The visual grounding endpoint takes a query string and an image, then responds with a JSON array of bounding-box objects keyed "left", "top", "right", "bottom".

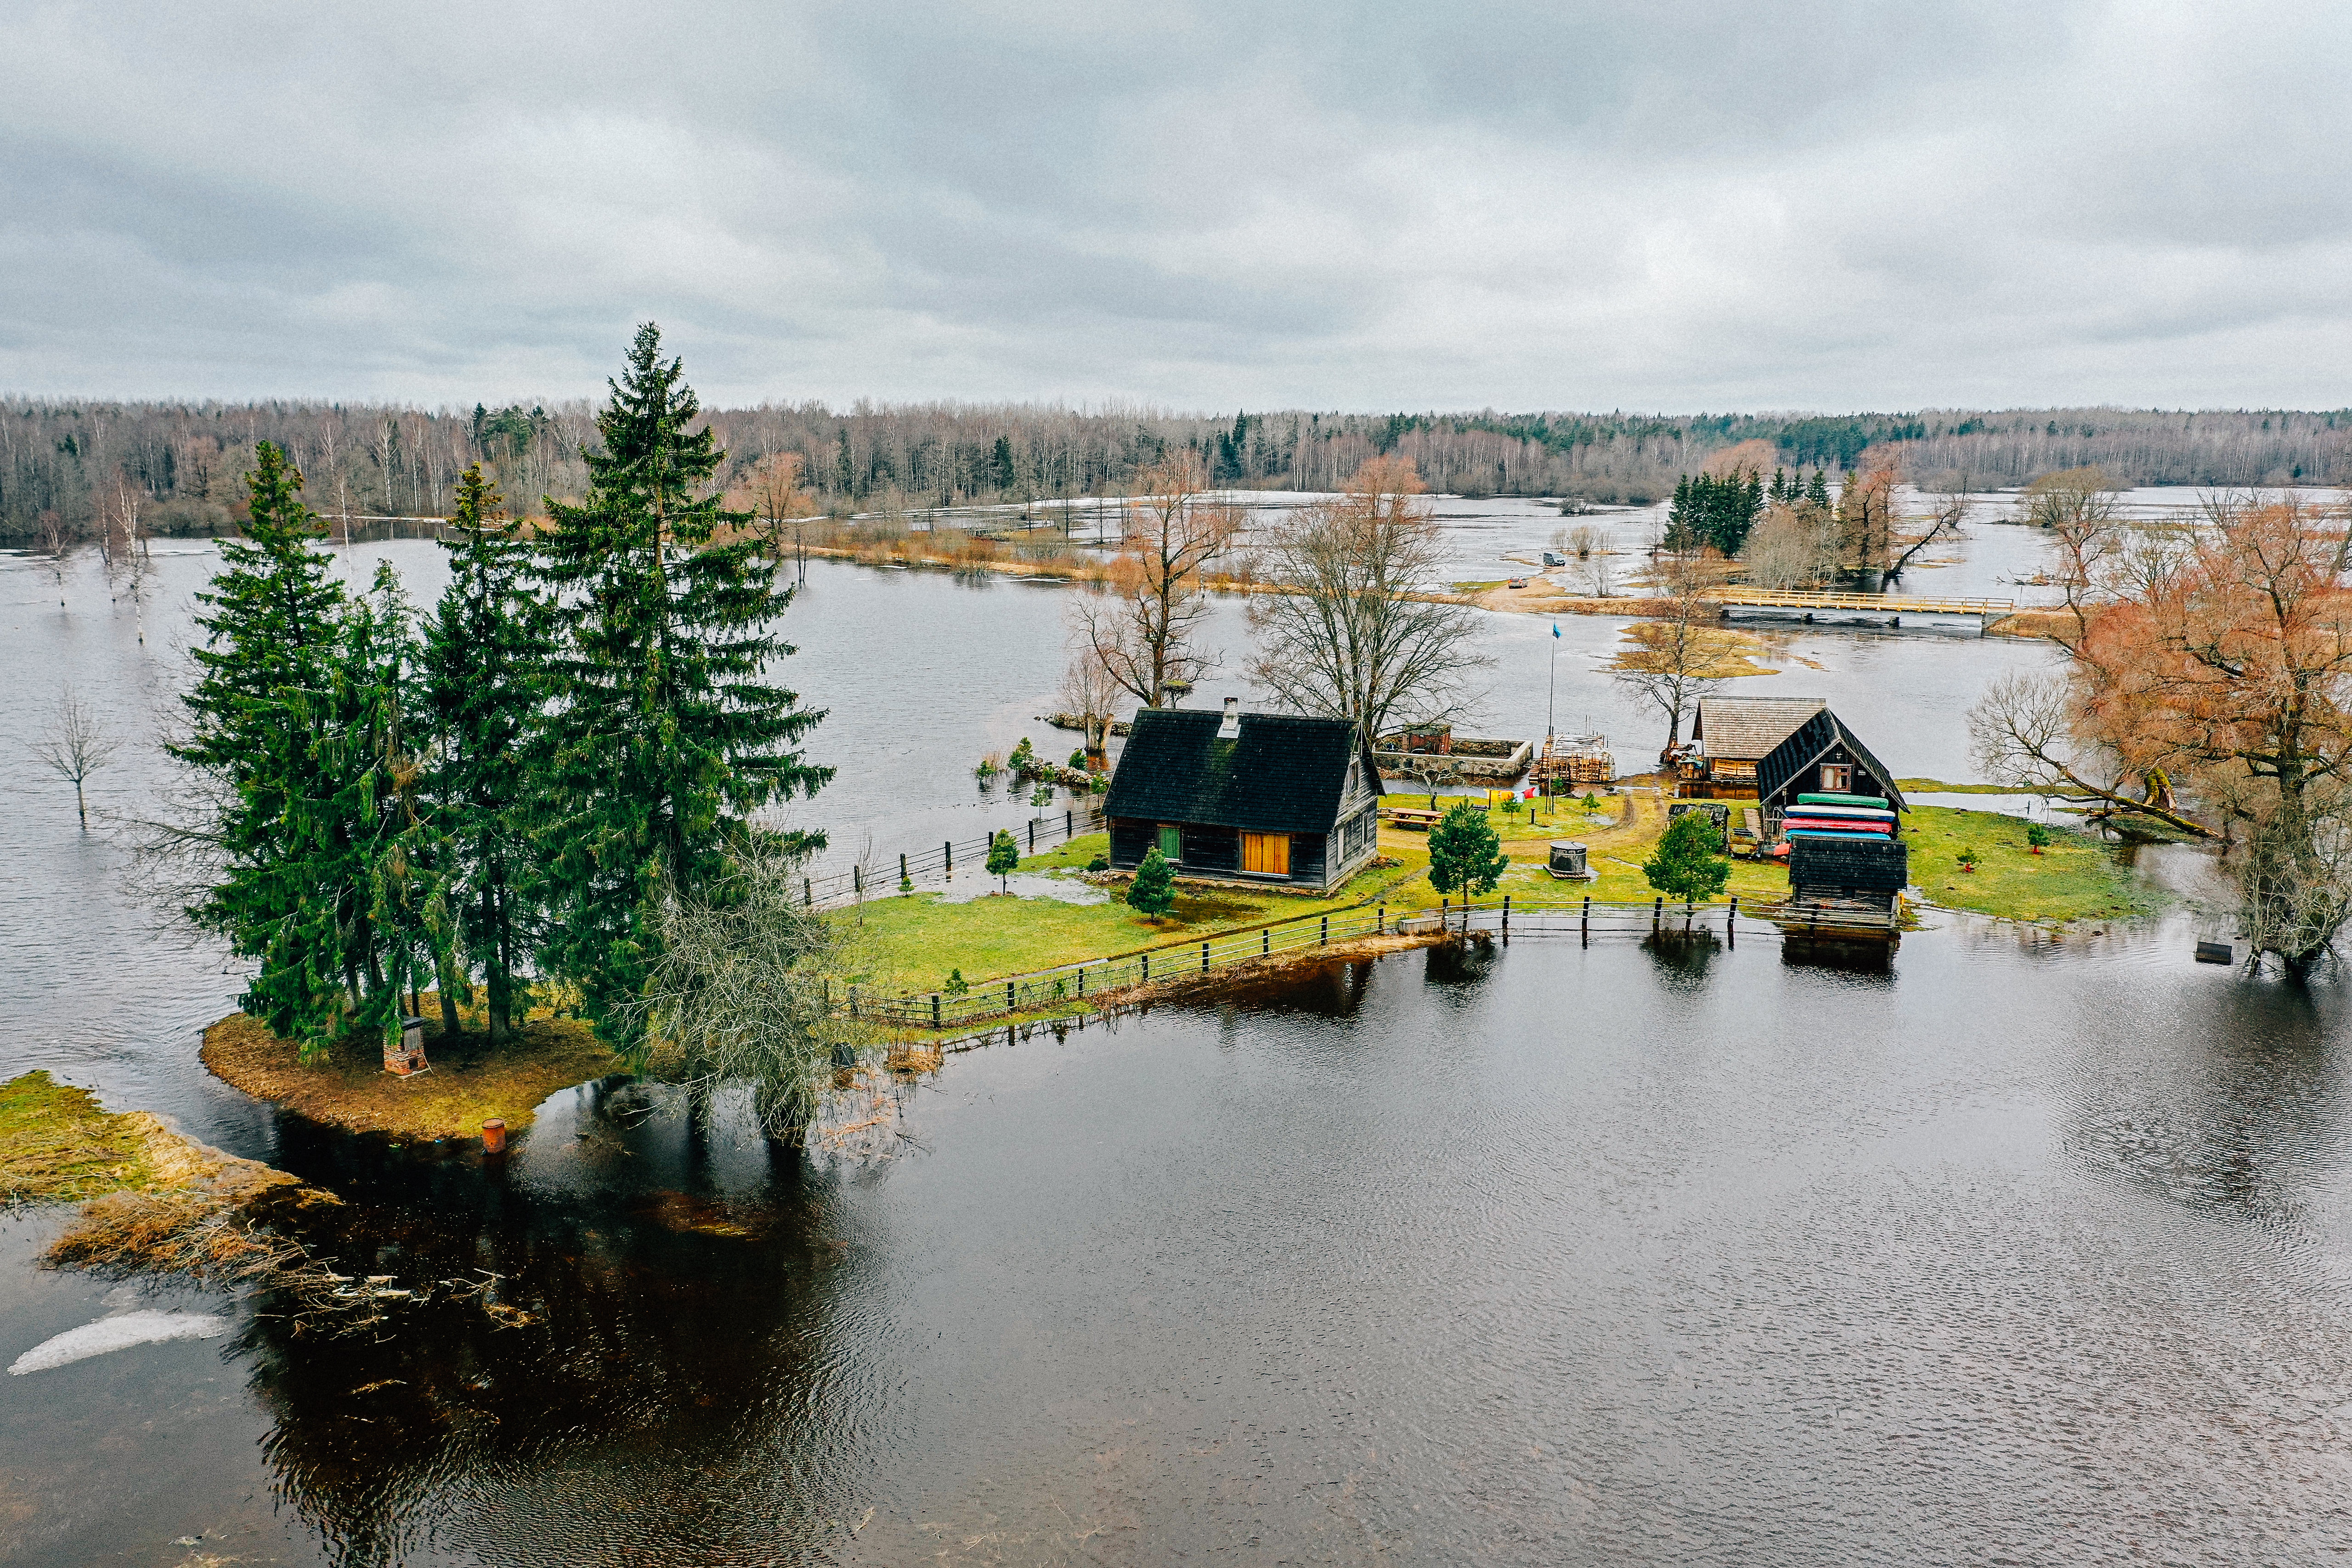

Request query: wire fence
[
  {"left": 797, "top": 802, "right": 1108, "bottom": 908},
  {"left": 836, "top": 892, "right": 1897, "bottom": 1034}
]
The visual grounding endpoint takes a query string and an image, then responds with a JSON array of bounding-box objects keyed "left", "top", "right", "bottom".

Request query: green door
[{"left": 1158, "top": 825, "right": 1182, "bottom": 862}]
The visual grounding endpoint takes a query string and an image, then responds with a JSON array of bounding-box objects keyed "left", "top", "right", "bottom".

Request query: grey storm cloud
[{"left": 3, "top": 0, "right": 2350, "bottom": 409}]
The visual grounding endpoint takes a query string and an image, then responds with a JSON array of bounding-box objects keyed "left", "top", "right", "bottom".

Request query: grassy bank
[
  {"left": 849, "top": 793, "right": 2161, "bottom": 998},
  {"left": 3, "top": 1070, "right": 299, "bottom": 1209},
  {"left": 201, "top": 1011, "right": 622, "bottom": 1142},
  {"left": 1905, "top": 803, "right": 2162, "bottom": 924}
]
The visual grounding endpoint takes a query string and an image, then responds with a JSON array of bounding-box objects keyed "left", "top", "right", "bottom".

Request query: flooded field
[{"left": 6, "top": 522, "right": 2349, "bottom": 1564}]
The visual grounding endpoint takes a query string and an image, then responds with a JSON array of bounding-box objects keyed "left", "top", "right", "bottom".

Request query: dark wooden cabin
[
  {"left": 1755, "top": 708, "right": 1907, "bottom": 817},
  {"left": 1103, "top": 701, "right": 1384, "bottom": 893}
]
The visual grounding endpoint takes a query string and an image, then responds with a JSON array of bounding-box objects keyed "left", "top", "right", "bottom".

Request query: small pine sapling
[
  {"left": 987, "top": 829, "right": 1020, "bottom": 893},
  {"left": 2025, "top": 821, "right": 2051, "bottom": 855},
  {"left": 1956, "top": 844, "right": 1979, "bottom": 871},
  {"left": 1030, "top": 783, "right": 1053, "bottom": 808},
  {"left": 1127, "top": 845, "right": 1176, "bottom": 918}
]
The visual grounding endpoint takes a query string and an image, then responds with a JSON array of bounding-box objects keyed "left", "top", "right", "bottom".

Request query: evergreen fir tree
[
  {"left": 170, "top": 443, "right": 361, "bottom": 1054},
  {"left": 424, "top": 464, "right": 547, "bottom": 1044},
  {"left": 1665, "top": 475, "right": 1700, "bottom": 550},
  {"left": 1127, "top": 845, "right": 1176, "bottom": 917},
  {"left": 1806, "top": 468, "right": 1832, "bottom": 509},
  {"left": 1642, "top": 809, "right": 1730, "bottom": 921},
  {"left": 1427, "top": 800, "right": 1509, "bottom": 902},
  {"left": 987, "top": 829, "right": 1019, "bottom": 893},
  {"left": 532, "top": 323, "right": 832, "bottom": 1039}
]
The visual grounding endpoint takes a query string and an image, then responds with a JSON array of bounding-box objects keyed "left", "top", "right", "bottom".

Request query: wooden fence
[{"left": 839, "top": 893, "right": 1897, "bottom": 1033}]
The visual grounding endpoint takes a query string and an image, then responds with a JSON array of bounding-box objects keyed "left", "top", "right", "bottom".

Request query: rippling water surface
[{"left": 6, "top": 540, "right": 2351, "bottom": 1565}]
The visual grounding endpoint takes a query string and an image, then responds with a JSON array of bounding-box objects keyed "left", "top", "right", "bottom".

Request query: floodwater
[{"left": 7, "top": 528, "right": 2352, "bottom": 1564}]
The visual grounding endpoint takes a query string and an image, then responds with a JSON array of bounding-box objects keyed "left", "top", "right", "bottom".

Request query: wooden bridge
[{"left": 1706, "top": 589, "right": 2015, "bottom": 631}]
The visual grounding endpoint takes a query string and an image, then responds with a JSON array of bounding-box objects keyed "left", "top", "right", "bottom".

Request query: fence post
[
  {"left": 1007, "top": 980, "right": 1016, "bottom": 1012},
  {"left": 1201, "top": 941, "right": 1210, "bottom": 972},
  {"left": 944, "top": 839, "right": 953, "bottom": 877},
  {"left": 1728, "top": 894, "right": 1738, "bottom": 949},
  {"left": 853, "top": 865, "right": 862, "bottom": 897},
  {"left": 1320, "top": 914, "right": 1328, "bottom": 945},
  {"left": 806, "top": 877, "right": 814, "bottom": 906},
  {"left": 1503, "top": 893, "right": 1510, "bottom": 939},
  {"left": 1582, "top": 894, "right": 1589, "bottom": 948},
  {"left": 901, "top": 852, "right": 908, "bottom": 887},
  {"left": 1066, "top": 810, "right": 1073, "bottom": 839},
  {"left": 1077, "top": 967, "right": 1085, "bottom": 996},
  {"left": 1653, "top": 896, "right": 1662, "bottom": 932},
  {"left": 1029, "top": 819, "right": 1036, "bottom": 852},
  {"left": 932, "top": 993, "right": 941, "bottom": 1028},
  {"left": 1142, "top": 952, "right": 1150, "bottom": 982},
  {"left": 1262, "top": 928, "right": 1270, "bottom": 956},
  {"left": 1378, "top": 903, "right": 1385, "bottom": 934}
]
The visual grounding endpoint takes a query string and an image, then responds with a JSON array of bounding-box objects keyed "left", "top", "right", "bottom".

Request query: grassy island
[{"left": 201, "top": 1012, "right": 622, "bottom": 1143}]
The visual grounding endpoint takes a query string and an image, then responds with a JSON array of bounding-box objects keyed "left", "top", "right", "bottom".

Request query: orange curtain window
[{"left": 1242, "top": 832, "right": 1290, "bottom": 875}]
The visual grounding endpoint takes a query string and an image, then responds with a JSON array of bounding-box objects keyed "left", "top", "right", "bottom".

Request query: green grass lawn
[
  {"left": 1905, "top": 804, "right": 2161, "bottom": 924},
  {"left": 847, "top": 796, "right": 2156, "bottom": 994},
  {"left": 848, "top": 832, "right": 1429, "bottom": 993}
]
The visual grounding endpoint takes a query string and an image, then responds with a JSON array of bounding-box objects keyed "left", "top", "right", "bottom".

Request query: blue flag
[{"left": 1551, "top": 623, "right": 1560, "bottom": 638}]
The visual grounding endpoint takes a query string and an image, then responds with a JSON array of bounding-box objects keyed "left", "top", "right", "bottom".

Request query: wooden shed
[{"left": 1103, "top": 700, "right": 1384, "bottom": 893}]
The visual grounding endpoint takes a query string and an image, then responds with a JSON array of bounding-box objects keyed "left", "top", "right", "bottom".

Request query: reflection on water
[
  {"left": 9, "top": 924, "right": 2352, "bottom": 1565},
  {"left": 12, "top": 519, "right": 2352, "bottom": 1565}
]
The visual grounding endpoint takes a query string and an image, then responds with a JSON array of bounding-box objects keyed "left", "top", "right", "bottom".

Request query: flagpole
[{"left": 1547, "top": 622, "right": 1558, "bottom": 741}]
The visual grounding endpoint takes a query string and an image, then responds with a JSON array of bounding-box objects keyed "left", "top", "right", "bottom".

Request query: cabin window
[
  {"left": 1820, "top": 764, "right": 1852, "bottom": 792},
  {"left": 1241, "top": 831, "right": 1291, "bottom": 875},
  {"left": 1158, "top": 825, "right": 1182, "bottom": 861}
]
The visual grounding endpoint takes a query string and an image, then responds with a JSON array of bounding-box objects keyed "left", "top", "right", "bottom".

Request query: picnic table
[{"left": 1381, "top": 807, "right": 1445, "bottom": 831}]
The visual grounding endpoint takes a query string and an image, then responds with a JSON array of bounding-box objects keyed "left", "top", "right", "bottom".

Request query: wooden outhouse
[{"left": 1103, "top": 700, "right": 1384, "bottom": 893}]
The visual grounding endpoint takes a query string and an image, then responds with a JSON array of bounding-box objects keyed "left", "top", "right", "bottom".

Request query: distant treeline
[{"left": 7, "top": 396, "right": 2352, "bottom": 543}]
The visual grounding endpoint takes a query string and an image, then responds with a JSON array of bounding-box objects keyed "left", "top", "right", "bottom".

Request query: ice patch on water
[
  {"left": 10, "top": 1310, "right": 228, "bottom": 1374},
  {"left": 931, "top": 872, "right": 1108, "bottom": 906}
]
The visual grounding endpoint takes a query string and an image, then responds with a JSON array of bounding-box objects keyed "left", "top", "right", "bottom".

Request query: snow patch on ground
[{"left": 10, "top": 1310, "right": 229, "bottom": 1374}]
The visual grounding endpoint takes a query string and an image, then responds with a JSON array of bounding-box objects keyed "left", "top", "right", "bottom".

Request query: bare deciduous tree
[
  {"left": 1057, "top": 639, "right": 1123, "bottom": 770},
  {"left": 1611, "top": 556, "right": 1725, "bottom": 758},
  {"left": 1075, "top": 453, "right": 1238, "bottom": 710},
  {"left": 729, "top": 450, "right": 816, "bottom": 567},
  {"left": 1247, "top": 456, "right": 1492, "bottom": 741},
  {"left": 37, "top": 510, "right": 67, "bottom": 607},
  {"left": 32, "top": 685, "right": 122, "bottom": 830},
  {"left": 1887, "top": 474, "right": 1972, "bottom": 579},
  {"left": 1739, "top": 500, "right": 1840, "bottom": 589}
]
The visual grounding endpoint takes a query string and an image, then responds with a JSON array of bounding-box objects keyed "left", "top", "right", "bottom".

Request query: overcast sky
[{"left": 3, "top": 1, "right": 2348, "bottom": 412}]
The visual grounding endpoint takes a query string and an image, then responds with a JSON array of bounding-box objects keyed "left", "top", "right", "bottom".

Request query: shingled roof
[
  {"left": 1757, "top": 708, "right": 1907, "bottom": 810},
  {"left": 1104, "top": 709, "right": 1380, "bottom": 834},
  {"left": 1694, "top": 696, "right": 1827, "bottom": 762}
]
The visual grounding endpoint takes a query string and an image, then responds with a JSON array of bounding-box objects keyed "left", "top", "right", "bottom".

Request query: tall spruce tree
[
  {"left": 172, "top": 447, "right": 442, "bottom": 1057},
  {"left": 532, "top": 324, "right": 831, "bottom": 1038},
  {"left": 171, "top": 444, "right": 354, "bottom": 1051},
  {"left": 424, "top": 464, "right": 547, "bottom": 1044}
]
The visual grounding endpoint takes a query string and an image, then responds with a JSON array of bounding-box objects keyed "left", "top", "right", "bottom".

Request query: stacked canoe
[{"left": 1781, "top": 792, "right": 1898, "bottom": 843}]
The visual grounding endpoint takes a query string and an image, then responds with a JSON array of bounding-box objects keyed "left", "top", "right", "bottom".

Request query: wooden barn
[{"left": 1103, "top": 700, "right": 1384, "bottom": 893}]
